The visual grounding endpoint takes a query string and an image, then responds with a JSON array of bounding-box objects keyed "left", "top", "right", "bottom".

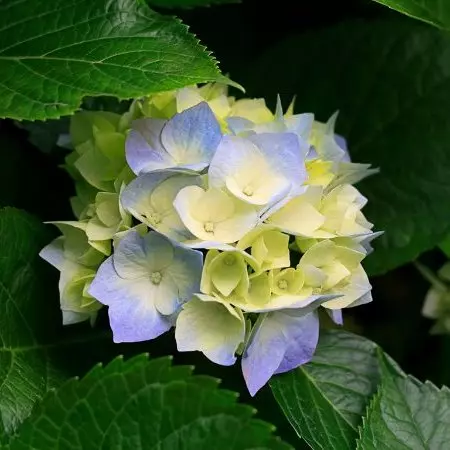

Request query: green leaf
[
  {"left": 0, "top": 0, "right": 222, "bottom": 121},
  {"left": 148, "top": 0, "right": 240, "bottom": 8},
  {"left": 8, "top": 355, "right": 290, "bottom": 450},
  {"left": 372, "top": 0, "right": 450, "bottom": 30},
  {"left": 0, "top": 208, "right": 113, "bottom": 439},
  {"left": 357, "top": 351, "right": 450, "bottom": 449},
  {"left": 0, "top": 208, "right": 64, "bottom": 436},
  {"left": 240, "top": 18, "right": 450, "bottom": 275},
  {"left": 270, "top": 330, "right": 380, "bottom": 450}
]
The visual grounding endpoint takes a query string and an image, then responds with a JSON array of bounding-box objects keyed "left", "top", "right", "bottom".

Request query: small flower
[
  {"left": 265, "top": 186, "right": 326, "bottom": 237},
  {"left": 48, "top": 221, "right": 105, "bottom": 267},
  {"left": 267, "top": 184, "right": 373, "bottom": 238},
  {"left": 67, "top": 111, "right": 131, "bottom": 192},
  {"left": 200, "top": 249, "right": 258, "bottom": 298},
  {"left": 39, "top": 225, "right": 105, "bottom": 325},
  {"left": 237, "top": 226, "right": 290, "bottom": 271},
  {"left": 89, "top": 230, "right": 203, "bottom": 343},
  {"left": 173, "top": 186, "right": 259, "bottom": 244},
  {"left": 175, "top": 293, "right": 246, "bottom": 366},
  {"left": 121, "top": 170, "right": 202, "bottom": 242},
  {"left": 298, "top": 240, "right": 371, "bottom": 309},
  {"left": 209, "top": 133, "right": 307, "bottom": 210},
  {"left": 126, "top": 102, "right": 222, "bottom": 175},
  {"left": 85, "top": 189, "right": 132, "bottom": 255}
]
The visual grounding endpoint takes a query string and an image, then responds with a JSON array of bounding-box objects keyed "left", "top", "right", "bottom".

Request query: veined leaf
[
  {"left": 0, "top": 208, "right": 111, "bottom": 439},
  {"left": 357, "top": 351, "right": 450, "bottom": 449},
  {"left": 270, "top": 330, "right": 380, "bottom": 450},
  {"left": 8, "top": 355, "right": 290, "bottom": 450},
  {"left": 0, "top": 0, "right": 222, "bottom": 120}
]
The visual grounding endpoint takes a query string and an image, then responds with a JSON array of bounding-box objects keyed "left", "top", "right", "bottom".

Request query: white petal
[{"left": 175, "top": 294, "right": 245, "bottom": 366}]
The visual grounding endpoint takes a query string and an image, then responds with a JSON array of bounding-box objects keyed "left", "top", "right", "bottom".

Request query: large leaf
[
  {"left": 0, "top": 0, "right": 222, "bottom": 120},
  {"left": 240, "top": 18, "right": 450, "bottom": 275},
  {"left": 357, "top": 351, "right": 450, "bottom": 449},
  {"left": 270, "top": 330, "right": 380, "bottom": 450},
  {"left": 0, "top": 208, "right": 114, "bottom": 439},
  {"left": 372, "top": 0, "right": 450, "bottom": 30},
  {"left": 8, "top": 355, "right": 290, "bottom": 450},
  {"left": 0, "top": 208, "right": 64, "bottom": 436}
]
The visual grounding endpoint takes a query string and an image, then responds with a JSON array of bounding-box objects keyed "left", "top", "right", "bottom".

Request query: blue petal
[
  {"left": 242, "top": 310, "right": 319, "bottom": 396},
  {"left": 248, "top": 132, "right": 307, "bottom": 196},
  {"left": 125, "top": 118, "right": 173, "bottom": 175},
  {"left": 226, "top": 117, "right": 254, "bottom": 135},
  {"left": 161, "top": 102, "right": 222, "bottom": 170},
  {"left": 89, "top": 257, "right": 171, "bottom": 342},
  {"left": 274, "top": 312, "right": 319, "bottom": 374},
  {"left": 326, "top": 308, "right": 343, "bottom": 325},
  {"left": 334, "top": 134, "right": 349, "bottom": 162},
  {"left": 120, "top": 170, "right": 201, "bottom": 241}
]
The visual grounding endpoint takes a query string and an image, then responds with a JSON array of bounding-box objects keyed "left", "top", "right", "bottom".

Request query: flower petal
[
  {"left": 209, "top": 251, "right": 247, "bottom": 297},
  {"left": 266, "top": 187, "right": 328, "bottom": 237},
  {"left": 39, "top": 237, "right": 65, "bottom": 270},
  {"left": 88, "top": 257, "right": 171, "bottom": 342},
  {"left": 161, "top": 102, "right": 222, "bottom": 170},
  {"left": 326, "top": 308, "right": 343, "bottom": 325},
  {"left": 121, "top": 171, "right": 200, "bottom": 241},
  {"left": 248, "top": 132, "right": 308, "bottom": 194},
  {"left": 323, "top": 265, "right": 372, "bottom": 309},
  {"left": 113, "top": 230, "right": 174, "bottom": 279},
  {"left": 175, "top": 294, "right": 245, "bottom": 366},
  {"left": 163, "top": 244, "right": 203, "bottom": 310},
  {"left": 209, "top": 135, "right": 298, "bottom": 208},
  {"left": 242, "top": 311, "right": 319, "bottom": 396},
  {"left": 125, "top": 118, "right": 172, "bottom": 175},
  {"left": 174, "top": 186, "right": 258, "bottom": 243}
]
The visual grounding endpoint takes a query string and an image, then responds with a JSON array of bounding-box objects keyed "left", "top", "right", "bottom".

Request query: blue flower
[
  {"left": 89, "top": 230, "right": 203, "bottom": 343},
  {"left": 126, "top": 102, "right": 222, "bottom": 175}
]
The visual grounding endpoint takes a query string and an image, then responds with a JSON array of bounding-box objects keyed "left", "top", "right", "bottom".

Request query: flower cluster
[{"left": 40, "top": 83, "right": 380, "bottom": 395}]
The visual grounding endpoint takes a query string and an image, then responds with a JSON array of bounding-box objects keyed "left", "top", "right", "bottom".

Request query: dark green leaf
[
  {"left": 240, "top": 18, "right": 450, "bottom": 275},
  {"left": 0, "top": 208, "right": 64, "bottom": 436},
  {"left": 357, "top": 351, "right": 450, "bottom": 449},
  {"left": 270, "top": 330, "right": 380, "bottom": 450},
  {"left": 372, "top": 0, "right": 450, "bottom": 30},
  {"left": 0, "top": 0, "right": 222, "bottom": 120},
  {"left": 9, "top": 355, "right": 290, "bottom": 450},
  {"left": 0, "top": 208, "right": 113, "bottom": 440}
]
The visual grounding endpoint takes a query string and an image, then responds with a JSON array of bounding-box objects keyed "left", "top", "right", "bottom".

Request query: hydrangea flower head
[{"left": 41, "top": 83, "right": 381, "bottom": 397}]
